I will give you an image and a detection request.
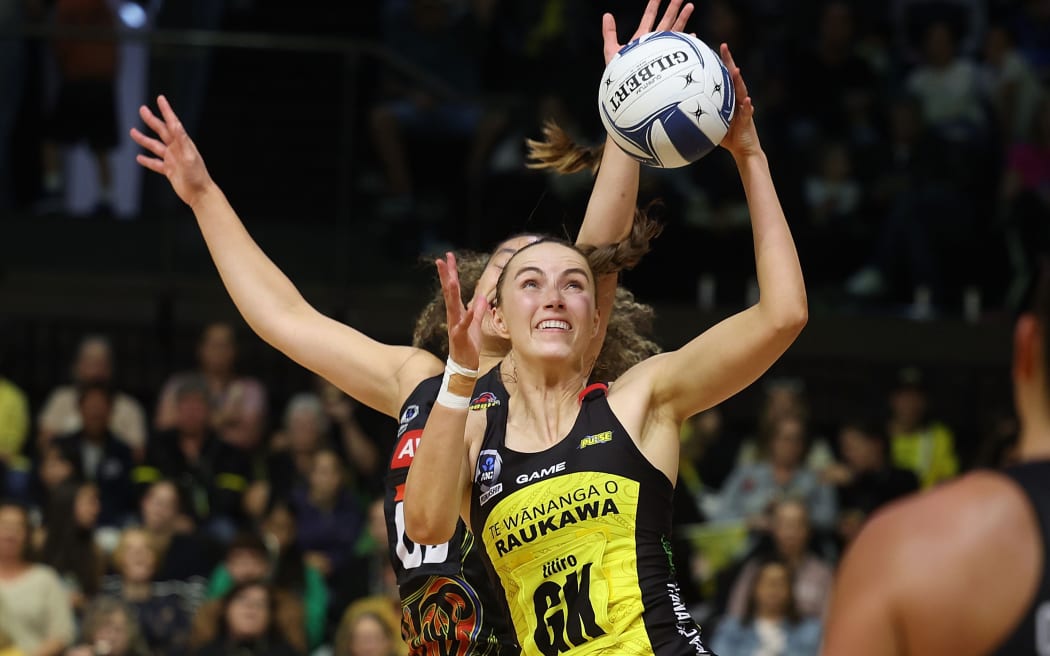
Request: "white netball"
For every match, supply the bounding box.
[599,32,735,168]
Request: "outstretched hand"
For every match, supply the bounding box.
[130,95,214,207]
[602,0,694,65]
[436,253,487,371]
[717,43,761,160]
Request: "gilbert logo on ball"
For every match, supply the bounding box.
[599,32,735,168]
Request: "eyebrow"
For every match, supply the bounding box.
[513,266,591,282]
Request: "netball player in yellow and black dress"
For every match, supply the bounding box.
[404,43,807,656]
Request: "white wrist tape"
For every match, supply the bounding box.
[435,358,478,410]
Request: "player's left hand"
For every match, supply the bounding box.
[602,0,695,65]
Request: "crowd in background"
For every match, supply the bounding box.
[0,317,1016,656]
[0,0,1048,655]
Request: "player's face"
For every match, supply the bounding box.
[495,243,599,365]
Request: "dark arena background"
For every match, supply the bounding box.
[0,0,1047,654]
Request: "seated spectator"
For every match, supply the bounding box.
[190,581,302,656]
[29,444,77,521]
[101,528,191,656]
[66,597,150,656]
[261,502,328,650]
[203,533,308,652]
[981,24,1044,143]
[711,557,822,656]
[0,371,28,465]
[139,479,220,583]
[38,481,104,613]
[315,378,380,490]
[737,379,833,472]
[1001,97,1050,289]
[725,500,834,620]
[154,322,268,452]
[334,596,405,656]
[291,449,365,585]
[887,367,959,488]
[799,141,868,285]
[823,419,920,544]
[52,382,135,527]
[245,393,332,520]
[136,376,254,542]
[0,501,75,656]
[715,416,837,532]
[38,335,147,455]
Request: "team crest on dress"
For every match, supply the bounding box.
[469,392,501,411]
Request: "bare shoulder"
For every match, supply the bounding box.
[828,470,1041,656]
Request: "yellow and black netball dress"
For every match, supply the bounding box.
[387,374,518,656]
[469,379,712,656]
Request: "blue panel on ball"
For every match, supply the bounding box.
[661,107,717,163]
[605,102,679,166]
[718,62,735,124]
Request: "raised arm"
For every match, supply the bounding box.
[622,44,807,423]
[131,96,442,418]
[403,254,484,544]
[578,0,693,372]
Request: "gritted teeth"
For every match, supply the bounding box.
[537,319,572,330]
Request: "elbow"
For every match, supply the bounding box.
[403,500,455,546]
[770,295,808,338]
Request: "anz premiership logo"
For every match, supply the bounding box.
[476,449,503,506]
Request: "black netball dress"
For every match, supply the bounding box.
[992,460,1050,655]
[387,373,518,656]
[469,381,712,656]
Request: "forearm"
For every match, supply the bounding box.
[737,151,807,328]
[576,136,639,246]
[403,403,470,545]
[189,183,312,339]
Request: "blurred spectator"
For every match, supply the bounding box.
[291,449,365,584]
[38,335,147,455]
[905,20,987,141]
[155,322,268,452]
[29,443,77,519]
[38,481,104,613]
[1008,0,1050,78]
[739,379,833,472]
[0,0,22,211]
[710,557,822,656]
[101,528,191,656]
[790,1,878,142]
[981,24,1045,143]
[333,596,405,656]
[678,407,739,520]
[341,498,400,606]
[52,382,135,527]
[66,597,150,656]
[316,378,381,485]
[725,500,834,620]
[823,419,919,544]
[0,501,75,656]
[715,416,837,532]
[203,533,309,652]
[39,0,120,214]
[137,376,254,542]
[799,140,868,285]
[887,367,959,488]
[1002,96,1050,287]
[258,502,328,650]
[0,371,28,464]
[190,581,303,656]
[369,0,506,216]
[893,0,986,60]
[138,479,220,583]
